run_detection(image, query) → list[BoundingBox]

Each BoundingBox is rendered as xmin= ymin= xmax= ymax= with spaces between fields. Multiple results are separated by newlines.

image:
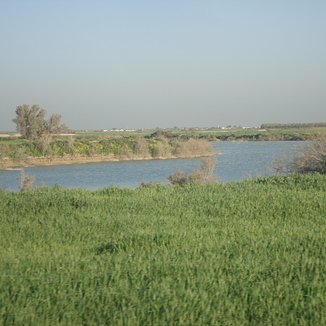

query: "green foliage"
xmin=98 ymin=138 xmax=135 ymax=155
xmin=1 ymin=174 xmax=326 ymax=325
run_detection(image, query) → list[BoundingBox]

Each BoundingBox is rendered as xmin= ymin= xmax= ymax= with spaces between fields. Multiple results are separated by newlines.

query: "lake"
xmin=0 ymin=141 xmax=303 ymax=191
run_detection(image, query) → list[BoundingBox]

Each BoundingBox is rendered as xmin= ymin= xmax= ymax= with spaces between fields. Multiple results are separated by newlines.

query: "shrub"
xmin=152 ymin=141 xmax=172 ymax=158
xmin=167 ymin=170 xmax=188 ymax=186
xmin=133 ymin=137 xmax=150 ymax=157
xmin=189 ymin=156 xmax=218 ymax=184
xmin=167 ymin=156 xmax=218 ymax=186
xmin=19 ymin=169 xmax=36 ymax=191
xmin=175 ymin=138 xmax=213 ymax=157
xmin=274 ymin=133 xmax=326 ymax=174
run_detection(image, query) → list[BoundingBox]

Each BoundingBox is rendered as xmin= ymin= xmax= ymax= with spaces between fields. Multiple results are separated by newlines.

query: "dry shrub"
xmin=191 ymin=156 xmax=218 ymax=184
xmin=167 ymin=170 xmax=188 ymax=187
xmin=134 ymin=137 xmax=150 ymax=158
xmin=176 ymin=139 xmax=213 ymax=157
xmin=36 ymin=132 xmax=53 ymax=155
xmin=0 ymin=144 xmax=9 ymax=159
xmin=168 ymin=156 xmax=218 ymax=186
xmin=152 ymin=142 xmax=171 ymax=158
xmin=66 ymin=135 xmax=75 ymax=155
xmin=13 ymin=148 xmax=28 ymax=163
xmin=273 ymin=133 xmax=326 ymax=174
xmin=20 ymin=169 xmax=36 ymax=191
xmin=88 ymin=143 xmax=99 ymax=157
xmin=290 ymin=133 xmax=326 ymax=174
xmin=118 ymin=147 xmax=133 ymax=159
xmin=188 ymin=170 xmax=204 ymax=183
xmin=272 ymin=154 xmax=290 ymax=174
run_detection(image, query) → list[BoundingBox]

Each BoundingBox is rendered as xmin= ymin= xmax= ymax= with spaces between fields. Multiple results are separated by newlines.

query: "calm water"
xmin=0 ymin=141 xmax=303 ymax=191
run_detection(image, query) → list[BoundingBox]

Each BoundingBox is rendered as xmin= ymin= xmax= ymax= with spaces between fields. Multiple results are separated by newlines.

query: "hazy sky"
xmin=1 ymin=1 xmax=325 ymax=131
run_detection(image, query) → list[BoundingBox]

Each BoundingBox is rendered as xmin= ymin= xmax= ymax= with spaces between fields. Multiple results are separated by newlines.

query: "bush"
xmin=275 ymin=133 xmax=326 ymax=174
xmin=167 ymin=156 xmax=218 ymax=186
xmin=175 ymin=138 xmax=213 ymax=157
xmin=167 ymin=170 xmax=188 ymax=186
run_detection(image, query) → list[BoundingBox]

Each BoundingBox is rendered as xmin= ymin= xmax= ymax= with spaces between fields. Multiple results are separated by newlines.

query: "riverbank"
xmin=0 ymin=137 xmax=217 ymax=170
xmin=1 ymin=152 xmax=220 ymax=170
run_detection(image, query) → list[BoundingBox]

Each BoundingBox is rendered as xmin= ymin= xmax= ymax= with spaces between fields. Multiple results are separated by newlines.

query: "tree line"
xmin=260 ymin=122 xmax=326 ymax=129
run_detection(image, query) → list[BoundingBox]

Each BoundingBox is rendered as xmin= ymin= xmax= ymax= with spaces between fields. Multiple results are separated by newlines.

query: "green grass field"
xmin=1 ymin=173 xmax=326 ymax=325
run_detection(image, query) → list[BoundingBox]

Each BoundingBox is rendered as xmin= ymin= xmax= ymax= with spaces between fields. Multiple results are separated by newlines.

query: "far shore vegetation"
xmin=0 ymin=134 xmax=215 ymax=169
xmin=1 ymin=124 xmax=326 ymax=169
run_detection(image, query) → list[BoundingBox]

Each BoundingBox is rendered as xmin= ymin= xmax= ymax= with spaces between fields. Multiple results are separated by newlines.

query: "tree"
xmin=13 ymin=104 xmax=68 ymax=140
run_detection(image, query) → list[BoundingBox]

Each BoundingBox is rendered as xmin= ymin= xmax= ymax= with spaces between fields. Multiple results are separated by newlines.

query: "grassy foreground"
xmin=1 ymin=174 xmax=326 ymax=325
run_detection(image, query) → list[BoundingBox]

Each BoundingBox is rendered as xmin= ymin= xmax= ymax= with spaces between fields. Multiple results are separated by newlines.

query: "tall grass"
xmin=1 ymin=173 xmax=326 ymax=325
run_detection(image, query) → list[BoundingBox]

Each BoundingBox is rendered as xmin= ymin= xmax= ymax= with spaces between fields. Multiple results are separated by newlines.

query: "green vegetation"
xmin=1 ymin=127 xmax=324 ymax=165
xmin=0 ymin=136 xmax=213 ymax=169
xmin=72 ymin=126 xmax=326 ymax=141
xmin=182 ymin=127 xmax=326 ymax=141
xmin=261 ymin=122 xmax=326 ymax=129
xmin=2 ymin=115 xmax=326 ymax=169
xmin=1 ymin=173 xmax=326 ymax=325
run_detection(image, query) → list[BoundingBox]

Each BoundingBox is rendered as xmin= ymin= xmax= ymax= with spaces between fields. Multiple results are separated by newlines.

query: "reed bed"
xmin=1 ymin=173 xmax=326 ymax=325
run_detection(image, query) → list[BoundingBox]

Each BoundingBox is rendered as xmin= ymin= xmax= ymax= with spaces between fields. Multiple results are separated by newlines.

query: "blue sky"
xmin=1 ymin=1 xmax=325 ymax=131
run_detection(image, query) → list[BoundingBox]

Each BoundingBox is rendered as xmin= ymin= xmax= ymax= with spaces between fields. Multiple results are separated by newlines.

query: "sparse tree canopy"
xmin=13 ymin=104 xmax=69 ymax=140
